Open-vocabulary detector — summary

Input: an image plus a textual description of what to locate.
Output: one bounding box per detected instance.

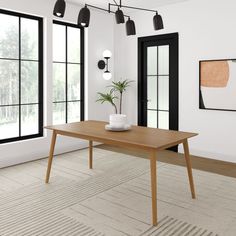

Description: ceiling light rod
[109,3,158,13]
[113,0,119,7]
[86,3,130,18]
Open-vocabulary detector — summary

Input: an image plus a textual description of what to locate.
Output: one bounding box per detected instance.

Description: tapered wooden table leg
[183,139,196,199]
[150,150,157,226]
[45,131,57,184]
[89,140,93,169]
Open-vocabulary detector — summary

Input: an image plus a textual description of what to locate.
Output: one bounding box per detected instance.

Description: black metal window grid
[52,20,84,124]
[0,9,43,144]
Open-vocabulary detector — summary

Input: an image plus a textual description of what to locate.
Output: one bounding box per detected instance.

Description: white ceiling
[67,0,188,11]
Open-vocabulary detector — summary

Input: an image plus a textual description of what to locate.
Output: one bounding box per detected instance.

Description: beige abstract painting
[200,59,236,111]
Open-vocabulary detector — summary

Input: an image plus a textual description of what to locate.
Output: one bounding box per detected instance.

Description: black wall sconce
[98,50,112,80]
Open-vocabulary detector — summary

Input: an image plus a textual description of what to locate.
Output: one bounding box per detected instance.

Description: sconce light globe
[103,71,112,80]
[103,50,112,59]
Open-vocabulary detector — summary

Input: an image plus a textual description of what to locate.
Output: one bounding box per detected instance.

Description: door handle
[142,99,151,103]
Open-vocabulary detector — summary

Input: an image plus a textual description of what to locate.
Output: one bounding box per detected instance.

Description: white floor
[0,148,235,235]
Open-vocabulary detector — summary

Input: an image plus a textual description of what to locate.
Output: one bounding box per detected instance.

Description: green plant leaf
[96,90,118,113]
[107,79,134,94]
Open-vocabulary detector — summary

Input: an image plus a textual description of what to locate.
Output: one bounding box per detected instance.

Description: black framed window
[53,21,84,124]
[0,9,43,144]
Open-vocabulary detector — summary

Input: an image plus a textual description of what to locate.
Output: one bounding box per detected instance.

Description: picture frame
[199,59,236,112]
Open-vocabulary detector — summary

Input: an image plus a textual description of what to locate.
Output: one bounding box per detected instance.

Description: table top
[45,120,198,151]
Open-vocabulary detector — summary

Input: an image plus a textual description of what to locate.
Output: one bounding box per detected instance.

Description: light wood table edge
[47,128,197,152]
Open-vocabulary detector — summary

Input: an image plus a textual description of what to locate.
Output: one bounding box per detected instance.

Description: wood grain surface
[45,120,198,151]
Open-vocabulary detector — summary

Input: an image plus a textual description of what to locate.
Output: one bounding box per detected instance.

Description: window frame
[52,20,84,124]
[0,9,44,144]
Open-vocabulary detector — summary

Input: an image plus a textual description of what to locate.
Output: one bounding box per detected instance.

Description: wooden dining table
[45,120,198,226]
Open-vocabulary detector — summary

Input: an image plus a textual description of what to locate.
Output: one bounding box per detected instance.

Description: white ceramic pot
[109,114,127,128]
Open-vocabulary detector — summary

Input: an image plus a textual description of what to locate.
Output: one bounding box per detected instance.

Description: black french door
[138,33,179,150]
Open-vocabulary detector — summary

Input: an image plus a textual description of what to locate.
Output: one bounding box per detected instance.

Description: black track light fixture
[53,0,66,18]
[126,18,136,36]
[78,5,91,27]
[153,12,164,30]
[115,8,125,24]
[53,0,165,36]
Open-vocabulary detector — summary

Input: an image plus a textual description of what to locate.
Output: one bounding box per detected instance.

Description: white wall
[0,0,114,167]
[1,0,235,167]
[114,0,236,163]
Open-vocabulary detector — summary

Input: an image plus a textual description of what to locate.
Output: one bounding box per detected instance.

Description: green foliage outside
[0,21,38,125]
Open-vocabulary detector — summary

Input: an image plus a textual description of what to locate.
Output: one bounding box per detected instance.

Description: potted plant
[96,79,134,128]
[109,79,134,114]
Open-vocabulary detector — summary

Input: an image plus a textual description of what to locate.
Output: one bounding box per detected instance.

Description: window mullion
[38,19,44,137]
[80,27,84,121]
[65,26,68,123]
[19,16,21,137]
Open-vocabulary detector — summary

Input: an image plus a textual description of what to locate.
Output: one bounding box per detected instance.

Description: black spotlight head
[126,18,136,36]
[153,13,164,30]
[78,5,90,27]
[115,8,125,24]
[53,0,66,18]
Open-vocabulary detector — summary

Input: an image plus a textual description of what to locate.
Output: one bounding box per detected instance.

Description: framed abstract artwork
[199,59,236,111]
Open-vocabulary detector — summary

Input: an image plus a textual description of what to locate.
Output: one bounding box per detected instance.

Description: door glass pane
[53,24,66,62]
[68,27,81,63]
[68,101,80,123]
[147,46,157,75]
[147,110,157,128]
[21,18,38,60]
[21,104,38,135]
[68,64,80,101]
[158,76,169,110]
[147,76,157,110]
[158,111,169,129]
[0,106,19,139]
[53,63,66,102]
[0,60,19,105]
[0,14,19,59]
[53,102,66,124]
[158,45,169,75]
[21,61,38,104]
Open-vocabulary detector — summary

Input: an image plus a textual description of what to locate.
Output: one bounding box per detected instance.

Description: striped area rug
[140,216,218,236]
[0,148,234,235]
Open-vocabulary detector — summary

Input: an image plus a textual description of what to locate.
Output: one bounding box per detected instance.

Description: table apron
[54,130,187,153]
